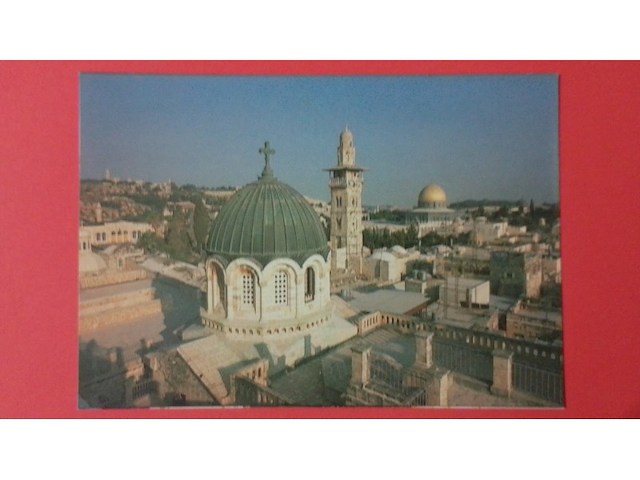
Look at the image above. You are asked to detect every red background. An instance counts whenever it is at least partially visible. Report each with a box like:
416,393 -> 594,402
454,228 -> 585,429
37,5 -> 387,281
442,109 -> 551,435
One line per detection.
1,61 -> 638,418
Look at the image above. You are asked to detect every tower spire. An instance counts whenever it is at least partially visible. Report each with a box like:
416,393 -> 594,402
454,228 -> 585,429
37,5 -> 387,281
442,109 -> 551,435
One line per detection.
328,129 -> 365,282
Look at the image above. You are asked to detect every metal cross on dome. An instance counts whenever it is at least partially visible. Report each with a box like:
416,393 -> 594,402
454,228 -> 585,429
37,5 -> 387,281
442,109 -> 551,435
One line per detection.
259,141 -> 275,178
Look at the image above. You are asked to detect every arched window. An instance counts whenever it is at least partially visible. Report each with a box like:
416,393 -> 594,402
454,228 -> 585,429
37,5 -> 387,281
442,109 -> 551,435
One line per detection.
241,270 -> 256,306
274,271 -> 288,305
208,262 -> 226,313
217,267 -> 226,307
305,267 -> 315,302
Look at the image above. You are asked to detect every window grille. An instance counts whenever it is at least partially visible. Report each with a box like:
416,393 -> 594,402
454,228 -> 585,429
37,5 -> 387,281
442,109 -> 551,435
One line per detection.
274,271 -> 288,305
242,272 -> 255,306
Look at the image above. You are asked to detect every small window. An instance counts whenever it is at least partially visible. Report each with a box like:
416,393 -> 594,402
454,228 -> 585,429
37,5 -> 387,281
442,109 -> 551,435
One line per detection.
274,271 -> 288,305
305,267 -> 315,302
242,271 -> 255,306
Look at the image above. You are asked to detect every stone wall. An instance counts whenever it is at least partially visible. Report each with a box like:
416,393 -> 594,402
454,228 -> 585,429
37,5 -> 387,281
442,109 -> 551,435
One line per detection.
430,323 -> 564,404
79,348 -> 145,408
354,310 -> 428,336
345,340 -> 446,407
233,377 -> 291,406
79,288 -> 162,333
80,268 -> 151,289
506,310 -> 562,341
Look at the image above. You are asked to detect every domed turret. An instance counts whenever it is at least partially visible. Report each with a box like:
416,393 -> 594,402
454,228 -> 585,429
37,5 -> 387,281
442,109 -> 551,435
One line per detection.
337,127 -> 356,166
418,184 -> 447,208
201,142 -> 332,338
206,176 -> 329,265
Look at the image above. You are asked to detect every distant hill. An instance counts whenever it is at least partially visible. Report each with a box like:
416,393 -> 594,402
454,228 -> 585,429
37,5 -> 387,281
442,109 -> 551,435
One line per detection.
449,199 -> 522,209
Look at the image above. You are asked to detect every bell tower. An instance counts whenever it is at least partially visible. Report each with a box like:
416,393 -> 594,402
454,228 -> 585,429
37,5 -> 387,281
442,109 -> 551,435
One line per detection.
326,128 -> 365,280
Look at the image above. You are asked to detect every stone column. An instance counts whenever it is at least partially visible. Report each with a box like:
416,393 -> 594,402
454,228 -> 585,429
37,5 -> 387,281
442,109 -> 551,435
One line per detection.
207,264 -> 214,314
415,331 -> 434,369
124,377 -> 134,407
350,346 -> 371,387
144,353 -> 164,401
427,369 -> 450,407
491,349 -> 513,397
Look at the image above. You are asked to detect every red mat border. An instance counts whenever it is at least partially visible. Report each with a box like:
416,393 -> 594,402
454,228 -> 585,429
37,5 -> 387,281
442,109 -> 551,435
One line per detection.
1,61 -> 638,418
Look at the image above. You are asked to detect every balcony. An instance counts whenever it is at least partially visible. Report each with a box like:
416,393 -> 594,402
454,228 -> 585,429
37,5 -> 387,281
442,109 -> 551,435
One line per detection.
329,177 -> 347,187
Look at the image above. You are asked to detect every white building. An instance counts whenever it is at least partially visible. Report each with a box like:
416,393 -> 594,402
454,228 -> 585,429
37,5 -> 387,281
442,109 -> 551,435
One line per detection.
439,277 -> 490,308
364,245 -> 421,284
471,217 -> 508,245
81,221 -> 154,247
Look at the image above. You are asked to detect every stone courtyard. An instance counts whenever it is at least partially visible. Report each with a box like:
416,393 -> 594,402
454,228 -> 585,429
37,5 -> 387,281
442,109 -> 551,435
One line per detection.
78,275 -> 204,408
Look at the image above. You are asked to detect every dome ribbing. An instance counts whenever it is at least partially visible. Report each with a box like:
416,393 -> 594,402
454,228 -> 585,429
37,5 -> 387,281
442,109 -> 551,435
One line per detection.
206,176 -> 329,264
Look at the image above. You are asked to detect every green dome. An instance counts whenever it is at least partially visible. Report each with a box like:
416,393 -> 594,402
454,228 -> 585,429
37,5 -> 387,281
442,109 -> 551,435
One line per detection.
206,175 -> 329,265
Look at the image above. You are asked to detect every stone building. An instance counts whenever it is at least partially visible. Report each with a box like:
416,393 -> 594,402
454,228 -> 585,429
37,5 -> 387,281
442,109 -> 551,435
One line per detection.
471,217 -> 508,246
439,277 -> 490,309
542,255 -> 562,284
489,251 -> 542,299
201,141 -> 333,336
326,128 -> 365,278
363,245 -> 421,284
81,220 -> 154,247
178,142 -> 357,405
506,300 -> 562,341
79,229 -> 107,275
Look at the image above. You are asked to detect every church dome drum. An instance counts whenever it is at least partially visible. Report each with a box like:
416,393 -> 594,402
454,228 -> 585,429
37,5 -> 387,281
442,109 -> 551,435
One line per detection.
201,141 -> 332,338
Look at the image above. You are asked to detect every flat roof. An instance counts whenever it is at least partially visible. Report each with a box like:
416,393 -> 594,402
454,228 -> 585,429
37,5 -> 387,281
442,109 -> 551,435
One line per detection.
512,308 -> 562,324
490,295 -> 517,311
347,288 -> 427,315
442,277 -> 488,289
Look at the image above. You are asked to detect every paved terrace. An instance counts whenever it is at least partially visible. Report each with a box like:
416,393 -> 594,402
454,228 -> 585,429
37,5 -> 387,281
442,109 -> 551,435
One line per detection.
269,326 -> 551,408
79,277 -> 201,355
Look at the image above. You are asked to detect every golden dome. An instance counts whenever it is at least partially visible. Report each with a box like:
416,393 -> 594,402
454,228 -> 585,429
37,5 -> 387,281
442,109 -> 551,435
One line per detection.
417,184 -> 447,208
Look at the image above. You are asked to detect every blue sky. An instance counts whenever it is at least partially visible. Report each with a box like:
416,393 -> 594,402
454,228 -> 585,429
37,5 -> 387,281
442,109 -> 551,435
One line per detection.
80,74 -> 558,208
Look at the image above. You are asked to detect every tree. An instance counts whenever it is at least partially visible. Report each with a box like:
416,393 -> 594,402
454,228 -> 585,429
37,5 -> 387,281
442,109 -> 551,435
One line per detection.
404,224 -> 418,248
193,199 -> 210,251
138,231 -> 162,253
473,206 -> 486,218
